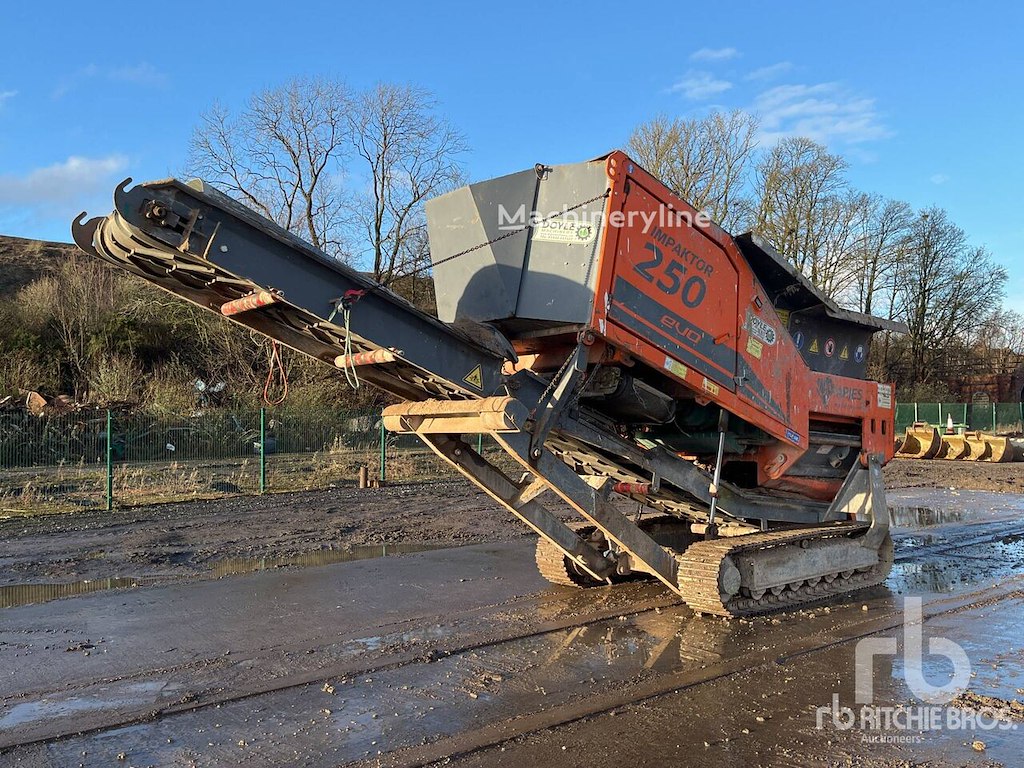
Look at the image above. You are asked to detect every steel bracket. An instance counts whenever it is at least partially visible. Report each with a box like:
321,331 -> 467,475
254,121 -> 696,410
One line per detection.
528,343 -> 587,461
494,431 -> 680,593
416,433 -> 616,581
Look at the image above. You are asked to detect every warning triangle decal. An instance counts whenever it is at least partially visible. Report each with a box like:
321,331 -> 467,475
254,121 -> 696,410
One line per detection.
463,365 -> 483,390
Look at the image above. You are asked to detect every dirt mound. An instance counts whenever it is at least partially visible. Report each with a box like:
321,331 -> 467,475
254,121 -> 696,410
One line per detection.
0,234 -> 78,295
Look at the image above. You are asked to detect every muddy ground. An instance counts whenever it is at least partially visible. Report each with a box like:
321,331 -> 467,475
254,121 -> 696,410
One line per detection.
884,457 -> 1023,493
0,481 -> 545,588
1,484 -> 1023,767
0,459 -> 1019,589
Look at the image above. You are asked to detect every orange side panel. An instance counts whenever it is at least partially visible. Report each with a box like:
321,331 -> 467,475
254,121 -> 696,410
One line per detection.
587,151 -> 896,466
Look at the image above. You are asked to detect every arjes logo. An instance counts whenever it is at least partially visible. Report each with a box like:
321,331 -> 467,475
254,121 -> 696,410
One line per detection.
817,377 -> 863,406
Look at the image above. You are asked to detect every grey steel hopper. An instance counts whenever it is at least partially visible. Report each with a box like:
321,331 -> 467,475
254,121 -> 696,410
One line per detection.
425,158 -> 609,330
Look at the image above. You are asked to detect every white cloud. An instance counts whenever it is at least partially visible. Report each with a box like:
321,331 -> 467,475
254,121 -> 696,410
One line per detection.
54,63 -> 167,98
669,71 -> 733,100
107,63 -> 167,87
752,82 -> 891,146
0,155 -> 129,211
745,62 -> 792,81
689,47 -> 739,62
0,90 -> 16,108
930,173 -> 949,185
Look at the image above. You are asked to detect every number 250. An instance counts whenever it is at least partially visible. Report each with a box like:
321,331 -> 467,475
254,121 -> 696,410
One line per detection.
633,243 -> 706,309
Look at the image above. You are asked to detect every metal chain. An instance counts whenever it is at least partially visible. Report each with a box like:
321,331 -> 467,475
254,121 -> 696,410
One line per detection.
396,188 -> 611,282
330,189 -> 611,311
330,188 -> 612,382
535,344 -> 581,410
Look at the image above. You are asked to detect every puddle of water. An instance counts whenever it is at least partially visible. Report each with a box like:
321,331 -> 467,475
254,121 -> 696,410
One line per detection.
0,542 -> 458,609
205,542 -> 455,579
0,681 -> 181,729
0,578 -> 141,608
888,490 -> 1024,531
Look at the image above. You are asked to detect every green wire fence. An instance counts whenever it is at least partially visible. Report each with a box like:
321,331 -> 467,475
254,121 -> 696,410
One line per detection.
2,401 -> 1019,515
0,407 -> 498,515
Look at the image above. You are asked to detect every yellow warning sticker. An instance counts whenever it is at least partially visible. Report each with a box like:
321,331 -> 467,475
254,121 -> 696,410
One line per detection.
809,338 -> 820,354
746,336 -> 764,360
839,344 -> 850,361
663,357 -> 689,380
463,365 -> 483,390
776,309 -> 790,328
702,378 -> 720,397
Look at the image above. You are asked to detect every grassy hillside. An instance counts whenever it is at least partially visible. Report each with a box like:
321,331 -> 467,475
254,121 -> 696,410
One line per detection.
0,235 -> 78,296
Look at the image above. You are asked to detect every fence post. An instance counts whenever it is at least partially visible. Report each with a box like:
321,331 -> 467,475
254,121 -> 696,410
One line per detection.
259,407 -> 267,494
379,419 -> 387,483
105,409 -> 113,511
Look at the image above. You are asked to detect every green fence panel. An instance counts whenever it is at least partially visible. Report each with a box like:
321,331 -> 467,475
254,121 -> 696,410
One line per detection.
894,403 -> 917,433
995,403 -> 1024,434
916,403 -> 941,426
966,403 -> 993,432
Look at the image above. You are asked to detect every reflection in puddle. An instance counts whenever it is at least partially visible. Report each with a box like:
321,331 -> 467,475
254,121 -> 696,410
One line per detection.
888,490 -> 1024,531
0,542 -> 458,609
889,535 -> 1024,593
0,578 -> 141,608
890,561 -> 974,594
0,681 -> 181,729
889,505 -> 965,527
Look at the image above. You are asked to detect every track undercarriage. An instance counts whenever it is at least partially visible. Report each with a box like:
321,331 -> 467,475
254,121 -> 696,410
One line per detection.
382,398 -> 893,617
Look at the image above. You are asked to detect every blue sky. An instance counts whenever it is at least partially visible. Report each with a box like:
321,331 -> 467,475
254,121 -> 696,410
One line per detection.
1,1 -> 1020,309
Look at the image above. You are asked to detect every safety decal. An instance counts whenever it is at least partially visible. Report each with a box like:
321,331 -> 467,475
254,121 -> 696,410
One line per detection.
839,344 -> 850,361
785,428 -> 801,445
877,383 -> 892,409
746,336 -> 764,360
824,338 -> 835,358
855,345 -> 866,363
463,365 -> 484,390
702,378 -> 720,397
809,337 -> 820,354
663,357 -> 689,380
775,308 -> 790,328
793,330 -> 805,350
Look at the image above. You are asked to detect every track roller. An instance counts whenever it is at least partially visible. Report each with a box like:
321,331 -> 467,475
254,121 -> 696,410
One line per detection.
535,528 -> 606,588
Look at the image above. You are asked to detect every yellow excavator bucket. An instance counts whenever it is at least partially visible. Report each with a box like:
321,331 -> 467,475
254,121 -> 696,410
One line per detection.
982,435 -> 1016,463
961,431 -> 992,461
936,433 -> 970,460
896,424 -> 1020,462
895,423 -> 942,459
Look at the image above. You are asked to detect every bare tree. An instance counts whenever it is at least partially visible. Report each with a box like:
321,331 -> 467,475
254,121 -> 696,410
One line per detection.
891,208 -> 1007,385
187,77 -> 351,257
628,110 -> 758,230
848,195 -> 913,317
348,83 -> 467,283
749,137 -> 850,290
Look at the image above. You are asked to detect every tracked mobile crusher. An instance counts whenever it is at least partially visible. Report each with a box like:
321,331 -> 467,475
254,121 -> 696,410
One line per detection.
74,151 -> 905,616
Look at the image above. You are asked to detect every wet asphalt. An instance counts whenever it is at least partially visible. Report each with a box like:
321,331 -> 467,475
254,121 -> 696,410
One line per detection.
1,488 -> 1023,767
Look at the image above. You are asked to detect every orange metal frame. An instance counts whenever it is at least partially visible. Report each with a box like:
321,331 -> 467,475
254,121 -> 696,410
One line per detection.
584,151 -> 895,481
